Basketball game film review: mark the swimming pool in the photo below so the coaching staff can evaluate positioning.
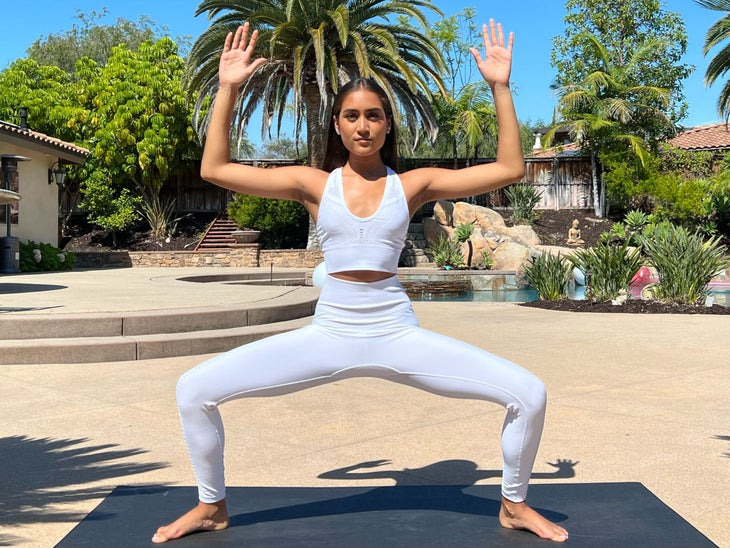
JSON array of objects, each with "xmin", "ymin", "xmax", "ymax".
[{"xmin": 412, "ymin": 285, "xmax": 730, "ymax": 306}]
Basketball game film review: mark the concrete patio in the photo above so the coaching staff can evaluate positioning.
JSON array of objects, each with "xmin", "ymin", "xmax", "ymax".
[{"xmin": 0, "ymin": 267, "xmax": 727, "ymax": 546}]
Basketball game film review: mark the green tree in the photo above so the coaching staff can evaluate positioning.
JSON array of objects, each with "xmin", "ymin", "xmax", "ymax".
[
  {"xmin": 547, "ymin": 32, "xmax": 672, "ymax": 217},
  {"xmin": 0, "ymin": 20, "xmax": 201, "ymax": 243},
  {"xmin": 0, "ymin": 59, "xmax": 80, "ymax": 141},
  {"xmin": 62, "ymin": 38, "xmax": 200, "ymax": 237},
  {"xmin": 70, "ymin": 38, "xmax": 200, "ymax": 238},
  {"xmin": 552, "ymin": 0, "xmax": 692, "ymax": 132},
  {"xmin": 25, "ymin": 8, "xmax": 187, "ymax": 73},
  {"xmin": 695, "ymin": 0, "xmax": 730, "ymax": 121}
]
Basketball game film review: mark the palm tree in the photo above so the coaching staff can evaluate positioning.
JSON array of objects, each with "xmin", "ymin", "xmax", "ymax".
[
  {"xmin": 695, "ymin": 0, "xmax": 730, "ymax": 120},
  {"xmin": 186, "ymin": 0, "xmax": 446, "ymax": 168},
  {"xmin": 428, "ymin": 82, "xmax": 496, "ymax": 168},
  {"xmin": 545, "ymin": 32, "xmax": 672, "ymax": 217}
]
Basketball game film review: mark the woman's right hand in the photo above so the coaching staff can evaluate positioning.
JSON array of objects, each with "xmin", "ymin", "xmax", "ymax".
[{"xmin": 218, "ymin": 22, "xmax": 267, "ymax": 89}]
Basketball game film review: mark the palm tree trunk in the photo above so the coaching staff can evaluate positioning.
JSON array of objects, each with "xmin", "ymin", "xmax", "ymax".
[{"xmin": 303, "ymin": 82, "xmax": 327, "ymax": 250}]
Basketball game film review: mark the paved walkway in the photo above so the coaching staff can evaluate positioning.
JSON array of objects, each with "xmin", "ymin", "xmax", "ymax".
[{"xmin": 0, "ymin": 267, "xmax": 728, "ymax": 546}]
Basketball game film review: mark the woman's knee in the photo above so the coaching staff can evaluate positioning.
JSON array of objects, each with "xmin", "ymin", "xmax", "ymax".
[
  {"xmin": 521, "ymin": 374, "xmax": 547, "ymax": 417},
  {"xmin": 176, "ymin": 368, "xmax": 215, "ymax": 412}
]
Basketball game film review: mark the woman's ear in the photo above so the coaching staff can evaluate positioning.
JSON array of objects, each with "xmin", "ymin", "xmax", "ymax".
[{"xmin": 333, "ymin": 116, "xmax": 340, "ymax": 135}]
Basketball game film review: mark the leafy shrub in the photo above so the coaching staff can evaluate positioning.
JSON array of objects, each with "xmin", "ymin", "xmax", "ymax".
[
  {"xmin": 640, "ymin": 225, "xmax": 729, "ymax": 305},
  {"xmin": 20, "ymin": 241, "xmax": 76, "ymax": 272},
  {"xmin": 524, "ymin": 252, "xmax": 573, "ymax": 301},
  {"xmin": 706, "ymin": 170, "xmax": 730, "ymax": 240},
  {"xmin": 80, "ymin": 170, "xmax": 141, "ymax": 235},
  {"xmin": 428, "ymin": 235, "xmax": 465, "ymax": 269},
  {"xmin": 505, "ymin": 183, "xmax": 542, "ymax": 225},
  {"xmin": 569, "ymin": 241, "xmax": 644, "ymax": 302},
  {"xmin": 227, "ymin": 194, "xmax": 308, "ymax": 249},
  {"xmin": 649, "ymin": 173, "xmax": 710, "ymax": 228}
]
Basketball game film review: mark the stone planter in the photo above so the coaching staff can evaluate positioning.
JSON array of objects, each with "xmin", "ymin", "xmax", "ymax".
[{"xmin": 231, "ymin": 229, "xmax": 261, "ymax": 244}]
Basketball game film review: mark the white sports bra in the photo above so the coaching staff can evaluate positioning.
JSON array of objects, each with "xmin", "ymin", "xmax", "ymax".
[{"xmin": 316, "ymin": 167, "xmax": 410, "ymax": 274}]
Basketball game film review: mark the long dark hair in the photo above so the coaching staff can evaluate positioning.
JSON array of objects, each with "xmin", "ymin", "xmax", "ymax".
[{"xmin": 322, "ymin": 78, "xmax": 399, "ymax": 172}]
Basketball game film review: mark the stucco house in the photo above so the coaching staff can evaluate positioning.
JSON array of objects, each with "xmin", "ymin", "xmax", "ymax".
[{"xmin": 0, "ymin": 117, "xmax": 88, "ymax": 252}]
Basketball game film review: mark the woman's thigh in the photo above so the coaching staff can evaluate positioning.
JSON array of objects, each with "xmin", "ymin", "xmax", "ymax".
[
  {"xmin": 366, "ymin": 327, "xmax": 545, "ymax": 407},
  {"xmin": 177, "ymin": 325, "xmax": 369, "ymax": 405}
]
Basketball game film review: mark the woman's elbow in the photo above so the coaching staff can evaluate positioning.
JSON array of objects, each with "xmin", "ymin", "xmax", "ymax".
[
  {"xmin": 200, "ymin": 161, "xmax": 219, "ymax": 184},
  {"xmin": 502, "ymin": 162, "xmax": 525, "ymax": 184}
]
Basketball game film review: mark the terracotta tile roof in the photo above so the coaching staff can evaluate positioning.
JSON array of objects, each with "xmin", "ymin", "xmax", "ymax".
[
  {"xmin": 527, "ymin": 142, "xmax": 584, "ymax": 159},
  {"xmin": 668, "ymin": 123, "xmax": 730, "ymax": 151},
  {"xmin": 0, "ymin": 120, "xmax": 89, "ymax": 162}
]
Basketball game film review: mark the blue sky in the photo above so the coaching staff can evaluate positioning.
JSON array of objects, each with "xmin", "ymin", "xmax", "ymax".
[{"xmin": 0, "ymin": 1, "xmax": 724, "ymax": 134}]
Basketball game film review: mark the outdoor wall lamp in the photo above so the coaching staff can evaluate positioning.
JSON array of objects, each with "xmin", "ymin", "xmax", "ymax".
[{"xmin": 48, "ymin": 162, "xmax": 66, "ymax": 187}]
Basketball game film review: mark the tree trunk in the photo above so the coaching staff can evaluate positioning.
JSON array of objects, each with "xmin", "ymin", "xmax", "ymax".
[
  {"xmin": 590, "ymin": 151, "xmax": 603, "ymax": 218},
  {"xmin": 303, "ymin": 82, "xmax": 327, "ymax": 250}
]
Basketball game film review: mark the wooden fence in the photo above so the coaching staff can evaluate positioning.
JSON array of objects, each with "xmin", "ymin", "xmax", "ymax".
[
  {"xmin": 473, "ymin": 156, "xmax": 594, "ymax": 211},
  {"xmin": 62, "ymin": 155, "xmax": 594, "ymax": 220}
]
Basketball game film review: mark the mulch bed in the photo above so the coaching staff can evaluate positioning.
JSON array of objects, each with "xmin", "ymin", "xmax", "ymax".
[{"xmin": 520, "ymin": 299, "xmax": 730, "ymax": 315}]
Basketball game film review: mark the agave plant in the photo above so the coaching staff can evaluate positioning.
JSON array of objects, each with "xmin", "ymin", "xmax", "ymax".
[
  {"xmin": 640, "ymin": 224, "xmax": 729, "ymax": 305},
  {"xmin": 505, "ymin": 184, "xmax": 542, "ymax": 225},
  {"xmin": 454, "ymin": 222, "xmax": 476, "ymax": 268},
  {"xmin": 524, "ymin": 252, "xmax": 573, "ymax": 301},
  {"xmin": 569, "ymin": 241, "xmax": 644, "ymax": 302},
  {"xmin": 428, "ymin": 235, "xmax": 465, "ymax": 269}
]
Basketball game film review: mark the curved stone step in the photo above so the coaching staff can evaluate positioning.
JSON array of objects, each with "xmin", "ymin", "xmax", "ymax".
[
  {"xmin": 0, "ymin": 317, "xmax": 312, "ymax": 365},
  {"xmin": 0, "ymin": 287, "xmax": 318, "ymax": 364},
  {"xmin": 0, "ymin": 292, "xmax": 318, "ymax": 340}
]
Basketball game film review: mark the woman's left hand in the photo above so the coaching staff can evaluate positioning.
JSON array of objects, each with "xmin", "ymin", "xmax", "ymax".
[{"xmin": 470, "ymin": 19, "xmax": 513, "ymax": 88}]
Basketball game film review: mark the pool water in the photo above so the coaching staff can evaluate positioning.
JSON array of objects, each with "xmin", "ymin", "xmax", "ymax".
[{"xmin": 413, "ymin": 286, "xmax": 730, "ymax": 306}]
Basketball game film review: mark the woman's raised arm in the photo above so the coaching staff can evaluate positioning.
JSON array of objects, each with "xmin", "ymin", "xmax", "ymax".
[
  {"xmin": 404, "ymin": 20, "xmax": 524, "ymax": 208},
  {"xmin": 200, "ymin": 24, "xmax": 321, "ymax": 203}
]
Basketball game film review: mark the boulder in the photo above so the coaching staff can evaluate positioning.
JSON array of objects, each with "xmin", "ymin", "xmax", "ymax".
[
  {"xmin": 423, "ymin": 217, "xmax": 452, "ymax": 243},
  {"xmin": 432, "ymin": 200, "xmax": 454, "ymax": 226},
  {"xmin": 500, "ymin": 224, "xmax": 541, "ymax": 247},
  {"xmin": 491, "ymin": 242, "xmax": 532, "ymax": 274}
]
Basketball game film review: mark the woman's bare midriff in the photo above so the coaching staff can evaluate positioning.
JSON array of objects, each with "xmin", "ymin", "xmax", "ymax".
[{"xmin": 329, "ymin": 270, "xmax": 395, "ymax": 282}]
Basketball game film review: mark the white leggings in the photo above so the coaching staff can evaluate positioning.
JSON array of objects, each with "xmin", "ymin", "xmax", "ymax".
[{"xmin": 176, "ymin": 275, "xmax": 546, "ymax": 504}]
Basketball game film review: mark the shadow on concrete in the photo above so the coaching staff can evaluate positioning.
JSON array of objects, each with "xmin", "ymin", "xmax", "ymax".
[
  {"xmin": 713, "ymin": 434, "xmax": 730, "ymax": 458},
  {"xmin": 0, "ymin": 435, "xmax": 168, "ymax": 527},
  {"xmin": 0, "ymin": 283, "xmax": 67, "ymax": 294}
]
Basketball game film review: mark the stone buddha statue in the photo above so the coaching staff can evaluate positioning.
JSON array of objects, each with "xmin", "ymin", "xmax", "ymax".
[{"xmin": 567, "ymin": 219, "xmax": 584, "ymax": 246}]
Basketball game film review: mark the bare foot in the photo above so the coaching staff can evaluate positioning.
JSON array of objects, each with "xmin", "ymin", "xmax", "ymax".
[
  {"xmin": 499, "ymin": 497, "xmax": 568, "ymax": 542},
  {"xmin": 151, "ymin": 500, "xmax": 229, "ymax": 543}
]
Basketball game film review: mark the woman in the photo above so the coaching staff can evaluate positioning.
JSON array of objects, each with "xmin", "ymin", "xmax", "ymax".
[{"xmin": 152, "ymin": 20, "xmax": 568, "ymax": 543}]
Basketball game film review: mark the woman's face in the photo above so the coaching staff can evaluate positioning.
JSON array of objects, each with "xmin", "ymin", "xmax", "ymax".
[{"xmin": 334, "ymin": 89, "xmax": 391, "ymax": 159}]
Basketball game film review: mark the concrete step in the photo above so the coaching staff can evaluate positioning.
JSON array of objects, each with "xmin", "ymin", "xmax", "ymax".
[
  {"xmin": 0, "ymin": 317, "xmax": 312, "ymax": 364},
  {"xmin": 0, "ymin": 291, "xmax": 318, "ymax": 364}
]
